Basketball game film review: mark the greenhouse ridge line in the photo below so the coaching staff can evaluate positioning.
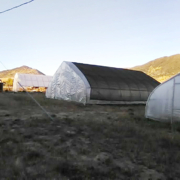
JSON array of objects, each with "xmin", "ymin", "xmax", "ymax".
[{"xmin": 0, "ymin": 0, "xmax": 34, "ymax": 14}]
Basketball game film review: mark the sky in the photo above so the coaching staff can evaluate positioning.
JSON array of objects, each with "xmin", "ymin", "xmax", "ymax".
[{"xmin": 0, "ymin": 0, "xmax": 180, "ymax": 75}]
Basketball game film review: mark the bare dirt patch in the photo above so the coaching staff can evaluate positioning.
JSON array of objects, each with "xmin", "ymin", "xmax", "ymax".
[{"xmin": 0, "ymin": 92, "xmax": 179, "ymax": 179}]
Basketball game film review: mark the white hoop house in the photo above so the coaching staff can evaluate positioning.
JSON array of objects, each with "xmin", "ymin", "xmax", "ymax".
[
  {"xmin": 146, "ymin": 73, "xmax": 180, "ymax": 122},
  {"xmin": 13, "ymin": 73, "xmax": 52, "ymax": 92}
]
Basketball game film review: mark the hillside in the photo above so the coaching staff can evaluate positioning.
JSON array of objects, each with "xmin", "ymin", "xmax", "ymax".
[
  {"xmin": 0, "ymin": 66, "xmax": 44, "ymax": 79},
  {"xmin": 131, "ymin": 54, "xmax": 180, "ymax": 82}
]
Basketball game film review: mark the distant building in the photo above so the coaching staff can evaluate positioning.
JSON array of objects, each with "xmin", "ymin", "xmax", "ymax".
[
  {"xmin": 46, "ymin": 61, "xmax": 160, "ymax": 104},
  {"xmin": 13, "ymin": 73, "xmax": 52, "ymax": 92}
]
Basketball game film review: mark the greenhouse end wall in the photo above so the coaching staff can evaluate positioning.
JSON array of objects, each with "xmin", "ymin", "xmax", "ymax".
[{"xmin": 45, "ymin": 62, "xmax": 89, "ymax": 104}]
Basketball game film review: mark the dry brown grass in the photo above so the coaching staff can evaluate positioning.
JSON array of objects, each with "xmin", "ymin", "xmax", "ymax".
[{"xmin": 0, "ymin": 92, "xmax": 180, "ymax": 179}]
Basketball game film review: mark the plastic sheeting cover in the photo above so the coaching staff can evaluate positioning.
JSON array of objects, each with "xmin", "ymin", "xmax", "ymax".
[
  {"xmin": 146, "ymin": 74, "xmax": 180, "ymax": 122},
  {"xmin": 46, "ymin": 62, "xmax": 88, "ymax": 104},
  {"xmin": 74, "ymin": 62, "xmax": 160, "ymax": 102},
  {"xmin": 46, "ymin": 61, "xmax": 160, "ymax": 104},
  {"xmin": 13, "ymin": 73, "xmax": 52, "ymax": 92}
]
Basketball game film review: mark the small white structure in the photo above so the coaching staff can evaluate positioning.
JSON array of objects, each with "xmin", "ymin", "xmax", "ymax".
[
  {"xmin": 146, "ymin": 73, "xmax": 180, "ymax": 122},
  {"xmin": 13, "ymin": 73, "xmax": 52, "ymax": 92},
  {"xmin": 46, "ymin": 61, "xmax": 159, "ymax": 104}
]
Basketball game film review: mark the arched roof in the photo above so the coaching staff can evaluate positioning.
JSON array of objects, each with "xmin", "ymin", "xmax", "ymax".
[
  {"xmin": 73, "ymin": 62, "xmax": 160, "ymax": 102},
  {"xmin": 145, "ymin": 73, "xmax": 180, "ymax": 122}
]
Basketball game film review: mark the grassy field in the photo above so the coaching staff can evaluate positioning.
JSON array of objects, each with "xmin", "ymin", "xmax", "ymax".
[{"xmin": 0, "ymin": 92, "xmax": 180, "ymax": 179}]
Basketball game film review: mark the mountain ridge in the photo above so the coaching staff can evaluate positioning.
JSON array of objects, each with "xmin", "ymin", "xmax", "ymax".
[
  {"xmin": 131, "ymin": 54, "xmax": 180, "ymax": 82},
  {"xmin": 1, "ymin": 54, "xmax": 180, "ymax": 83},
  {"xmin": 0, "ymin": 66, "xmax": 45, "ymax": 79}
]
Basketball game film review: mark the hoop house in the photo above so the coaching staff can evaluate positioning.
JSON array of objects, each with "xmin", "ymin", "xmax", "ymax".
[
  {"xmin": 46, "ymin": 62, "xmax": 159, "ymax": 104},
  {"xmin": 146, "ymin": 73, "xmax": 180, "ymax": 122},
  {"xmin": 13, "ymin": 73, "xmax": 52, "ymax": 92}
]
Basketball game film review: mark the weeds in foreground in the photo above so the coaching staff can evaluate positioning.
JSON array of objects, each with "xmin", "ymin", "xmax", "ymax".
[{"xmin": 0, "ymin": 93, "xmax": 180, "ymax": 179}]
